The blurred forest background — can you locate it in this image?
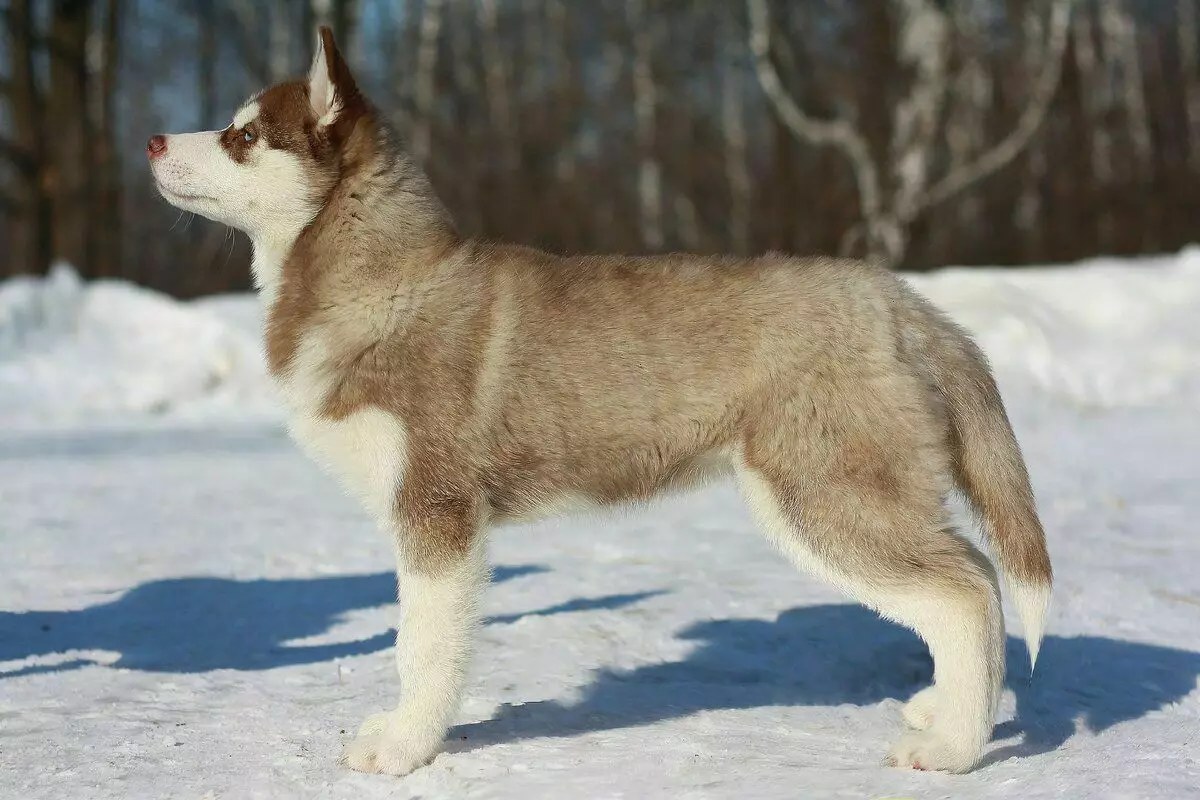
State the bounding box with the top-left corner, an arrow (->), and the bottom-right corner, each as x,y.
1,0 -> 1197,297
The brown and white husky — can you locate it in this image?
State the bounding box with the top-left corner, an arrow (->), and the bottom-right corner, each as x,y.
148,27 -> 1052,776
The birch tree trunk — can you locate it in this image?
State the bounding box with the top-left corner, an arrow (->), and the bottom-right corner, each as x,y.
269,0 -> 293,82
448,2 -> 483,234
197,0 -> 218,127
943,5 -> 992,242
47,0 -> 91,271
5,0 -> 52,274
480,0 -> 518,233
411,0 -> 445,163
885,0 -> 951,259
547,0 -> 576,184
628,0 -> 663,250
1099,0 -> 1151,167
722,9 -> 751,254
91,0 -> 121,277
1179,0 -> 1200,169
1073,6 -> 1110,183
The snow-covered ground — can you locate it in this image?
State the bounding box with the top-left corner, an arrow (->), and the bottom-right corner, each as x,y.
2,251 -> 1198,799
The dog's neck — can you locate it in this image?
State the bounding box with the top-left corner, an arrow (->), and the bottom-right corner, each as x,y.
250,228 -> 306,308
250,136 -> 457,310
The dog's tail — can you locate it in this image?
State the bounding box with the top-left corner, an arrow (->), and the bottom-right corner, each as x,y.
903,291 -> 1053,672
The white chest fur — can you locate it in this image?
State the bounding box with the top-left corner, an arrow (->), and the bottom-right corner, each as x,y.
276,333 -> 408,523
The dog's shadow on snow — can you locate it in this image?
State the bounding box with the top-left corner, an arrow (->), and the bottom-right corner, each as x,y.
5,575 -> 1198,766
451,603 -> 1200,765
0,565 -> 658,676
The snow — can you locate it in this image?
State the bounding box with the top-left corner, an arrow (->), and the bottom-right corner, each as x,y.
2,250 -> 1199,799
0,263 -> 276,430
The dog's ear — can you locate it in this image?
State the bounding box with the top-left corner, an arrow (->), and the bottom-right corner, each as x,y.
307,26 -> 361,132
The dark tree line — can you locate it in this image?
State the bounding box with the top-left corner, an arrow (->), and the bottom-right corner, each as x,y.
1,0 -> 1197,297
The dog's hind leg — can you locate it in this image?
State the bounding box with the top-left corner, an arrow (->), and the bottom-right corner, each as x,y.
734,382 -> 1004,773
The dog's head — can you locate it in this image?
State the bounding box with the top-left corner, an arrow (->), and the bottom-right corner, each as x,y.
148,27 -> 366,243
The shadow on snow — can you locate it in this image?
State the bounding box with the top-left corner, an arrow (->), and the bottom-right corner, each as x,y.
452,603 -> 1200,764
4,570 -> 1197,764
0,564 -> 627,674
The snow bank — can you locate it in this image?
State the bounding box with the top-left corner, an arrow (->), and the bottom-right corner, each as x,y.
907,246 -> 1200,409
2,249 -> 1198,428
0,264 -> 276,429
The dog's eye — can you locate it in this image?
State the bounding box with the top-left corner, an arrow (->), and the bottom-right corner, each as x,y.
242,129 -> 255,144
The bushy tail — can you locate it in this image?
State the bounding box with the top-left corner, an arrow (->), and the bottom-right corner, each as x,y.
905,295 -> 1053,671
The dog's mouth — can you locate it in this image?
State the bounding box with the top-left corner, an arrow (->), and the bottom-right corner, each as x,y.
154,180 -> 216,204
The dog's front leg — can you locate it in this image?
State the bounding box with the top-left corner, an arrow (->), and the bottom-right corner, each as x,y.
343,499 -> 488,776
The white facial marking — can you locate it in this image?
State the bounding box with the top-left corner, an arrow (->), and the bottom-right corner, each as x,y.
150,108 -> 322,301
232,101 -> 260,130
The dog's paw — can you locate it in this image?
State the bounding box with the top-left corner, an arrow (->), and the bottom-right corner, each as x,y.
884,730 -> 981,774
341,711 -> 443,776
901,686 -> 940,731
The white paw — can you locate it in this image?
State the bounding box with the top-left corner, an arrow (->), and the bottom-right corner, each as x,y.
341,711 -> 444,776
901,686 -> 940,731
884,730 -> 981,774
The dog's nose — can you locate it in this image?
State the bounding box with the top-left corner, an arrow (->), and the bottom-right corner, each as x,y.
146,135 -> 167,159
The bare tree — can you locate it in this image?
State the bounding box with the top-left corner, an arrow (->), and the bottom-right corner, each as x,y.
5,0 -> 1200,291
196,0 -> 218,127
479,0 -> 518,232
90,0 -> 122,277
269,0 -> 294,82
722,8 -> 751,254
1099,0 -> 1151,167
47,0 -> 92,271
546,0 -> 576,185
411,0 -> 445,163
628,0 -> 663,250
1180,0 -> 1200,169
941,4 -> 993,241
446,1 -> 483,235
1073,4 -> 1111,183
3,0 -> 52,274
749,0 -> 1074,263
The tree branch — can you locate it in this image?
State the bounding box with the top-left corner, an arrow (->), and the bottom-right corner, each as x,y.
747,0 -> 882,231
913,0 -> 1073,217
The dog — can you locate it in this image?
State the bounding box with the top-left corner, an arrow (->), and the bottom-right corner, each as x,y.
148,27 -> 1052,776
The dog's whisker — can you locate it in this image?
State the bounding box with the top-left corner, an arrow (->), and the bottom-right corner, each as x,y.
222,226 -> 236,270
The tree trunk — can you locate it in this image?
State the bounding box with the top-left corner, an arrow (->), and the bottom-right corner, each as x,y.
197,0 -> 218,126
411,0 -> 445,163
48,0 -> 91,272
6,0 -> 53,274
480,0 -> 519,237
91,0 -> 122,277
269,0 -> 293,82
721,8 -> 750,254
628,0 -> 663,251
